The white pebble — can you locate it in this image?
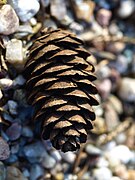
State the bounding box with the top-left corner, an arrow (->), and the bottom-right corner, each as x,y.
118,78 -> 135,102
107,145 -> 133,164
8,0 -> 40,22
93,167 -> 112,180
6,39 -> 23,65
117,0 -> 135,18
0,78 -> 13,90
0,89 -> 3,99
0,5 -> 19,35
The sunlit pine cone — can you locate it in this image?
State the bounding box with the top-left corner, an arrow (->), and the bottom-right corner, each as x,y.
24,28 -> 99,152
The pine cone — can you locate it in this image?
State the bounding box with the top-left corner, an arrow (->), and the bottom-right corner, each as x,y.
24,28 -> 99,152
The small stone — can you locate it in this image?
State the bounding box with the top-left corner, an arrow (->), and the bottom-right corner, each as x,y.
106,42 -> 125,54
96,65 -> 111,80
97,79 -> 112,100
0,137 -> 10,160
6,39 -> 23,65
85,144 -> 102,156
30,164 -> 44,180
114,164 -> 129,180
7,100 -> 18,115
0,90 -> 3,100
117,0 -> 135,18
107,145 -> 133,164
93,167 -> 112,180
50,0 -> 67,21
60,151 -> 76,164
108,95 -> 123,114
23,141 -> 46,163
6,166 -> 28,180
5,154 -> 18,164
96,8 -> 112,27
96,157 -> 109,168
0,5 -> 19,35
8,0 -> 40,22
73,0 -> 95,22
118,78 -> 135,102
0,0 -> 7,5
13,75 -> 26,86
128,170 -> 135,180
0,161 -> 6,180
41,153 -> 56,169
6,123 -> 22,141
22,126 -> 33,138
0,78 -> 13,90
50,149 -> 62,162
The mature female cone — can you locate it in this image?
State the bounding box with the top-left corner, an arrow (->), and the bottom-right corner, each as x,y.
24,28 -> 99,152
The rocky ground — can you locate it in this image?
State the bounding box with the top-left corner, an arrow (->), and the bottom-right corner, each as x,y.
0,0 -> 135,180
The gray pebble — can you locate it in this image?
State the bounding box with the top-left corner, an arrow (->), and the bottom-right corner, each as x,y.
60,151 -> 76,164
22,126 -> 33,138
0,161 -> 6,180
7,100 -> 18,115
13,75 -> 26,86
6,166 -> 28,180
85,144 -> 102,156
41,153 -> 56,169
0,137 -> 10,160
50,149 -> 62,162
8,0 -> 40,22
23,141 -> 46,163
6,39 -> 23,65
6,123 -> 22,141
30,164 -> 44,180
0,5 -> 19,35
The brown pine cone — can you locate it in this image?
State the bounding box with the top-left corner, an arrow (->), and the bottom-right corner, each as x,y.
24,28 -> 99,152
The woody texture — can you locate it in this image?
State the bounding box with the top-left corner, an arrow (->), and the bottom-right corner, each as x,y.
24,28 -> 99,152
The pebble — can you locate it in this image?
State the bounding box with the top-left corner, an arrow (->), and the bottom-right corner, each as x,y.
108,95 -> 123,115
41,153 -> 56,169
85,144 -> 102,156
117,0 -> 135,18
8,0 -> 40,22
7,100 -> 18,115
13,75 -> 26,86
22,126 -> 33,138
50,0 -> 67,21
106,145 -> 133,164
96,157 -> 109,168
0,78 -> 13,90
23,141 -> 46,163
0,161 -> 6,180
50,149 -> 62,162
0,137 -> 10,160
0,5 -> 19,35
93,167 -> 112,180
118,78 -> 135,102
6,166 -> 28,180
106,42 -> 125,54
96,8 -> 112,27
114,164 -> 129,180
6,39 -> 23,65
6,123 -> 22,141
72,0 -> 95,22
0,90 -> 3,100
60,151 -> 76,164
97,79 -> 112,100
30,164 -> 44,180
